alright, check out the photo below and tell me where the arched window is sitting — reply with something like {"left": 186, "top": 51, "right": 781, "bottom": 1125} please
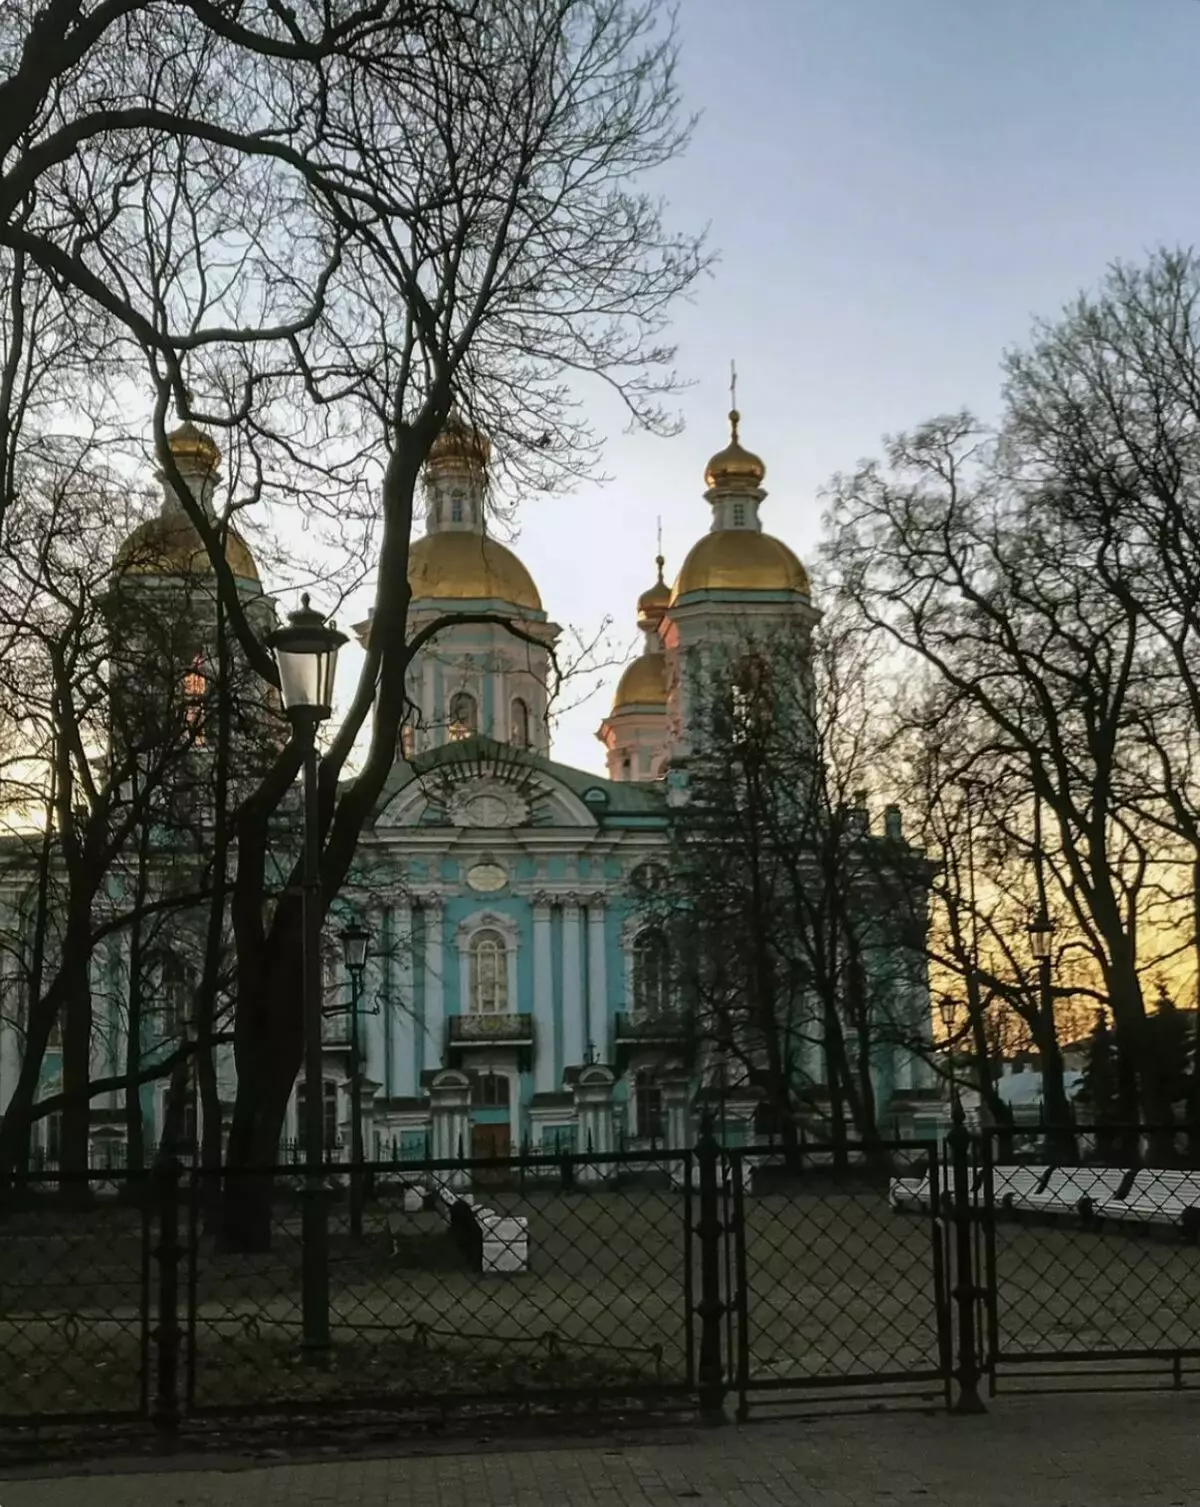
{"left": 469, "top": 928, "right": 508, "bottom": 1015}
{"left": 182, "top": 655, "right": 207, "bottom": 743}
{"left": 297, "top": 1079, "right": 340, "bottom": 1152}
{"left": 630, "top": 862, "right": 669, "bottom": 896}
{"left": 730, "top": 653, "right": 770, "bottom": 738}
{"left": 475, "top": 1072, "right": 510, "bottom": 1107}
{"left": 633, "top": 1068, "right": 665, "bottom": 1141}
{"left": 510, "top": 697, "right": 530, "bottom": 749}
{"left": 449, "top": 691, "right": 477, "bottom": 741}
{"left": 450, "top": 490, "right": 465, "bottom": 524}
{"left": 632, "top": 929, "right": 670, "bottom": 1016}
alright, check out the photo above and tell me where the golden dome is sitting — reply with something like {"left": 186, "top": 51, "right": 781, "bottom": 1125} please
{"left": 671, "top": 529, "right": 809, "bottom": 601}
{"left": 704, "top": 410, "right": 765, "bottom": 492}
{"left": 408, "top": 531, "right": 541, "bottom": 611}
{"left": 427, "top": 409, "right": 491, "bottom": 472}
{"left": 637, "top": 554, "right": 671, "bottom": 626}
{"left": 115, "top": 511, "right": 259, "bottom": 582}
{"left": 165, "top": 420, "right": 221, "bottom": 471}
{"left": 612, "top": 651, "right": 667, "bottom": 711}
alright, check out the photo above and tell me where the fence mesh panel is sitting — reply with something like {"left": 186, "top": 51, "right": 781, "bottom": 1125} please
{"left": 730, "top": 1146, "right": 947, "bottom": 1400}
{"left": 0, "top": 1171, "right": 150, "bottom": 1422}
{"left": 184, "top": 1150, "right": 692, "bottom": 1414}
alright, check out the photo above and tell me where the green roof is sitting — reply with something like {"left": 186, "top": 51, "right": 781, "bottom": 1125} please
{"left": 369, "top": 735, "right": 667, "bottom": 828}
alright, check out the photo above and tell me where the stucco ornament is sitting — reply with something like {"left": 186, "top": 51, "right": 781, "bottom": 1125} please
{"left": 447, "top": 778, "right": 530, "bottom": 829}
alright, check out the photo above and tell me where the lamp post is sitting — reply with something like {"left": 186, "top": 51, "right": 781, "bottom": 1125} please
{"left": 341, "top": 920, "right": 370, "bottom": 1239}
{"left": 266, "top": 593, "right": 346, "bottom": 1354}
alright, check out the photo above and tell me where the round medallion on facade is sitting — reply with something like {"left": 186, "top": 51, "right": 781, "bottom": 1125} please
{"left": 466, "top": 861, "right": 509, "bottom": 893}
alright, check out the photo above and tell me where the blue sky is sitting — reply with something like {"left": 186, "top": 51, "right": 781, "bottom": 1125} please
{"left": 383, "top": 0, "right": 1200, "bottom": 772}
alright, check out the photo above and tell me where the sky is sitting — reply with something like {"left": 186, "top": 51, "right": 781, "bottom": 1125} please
{"left": 335, "top": 0, "right": 1200, "bottom": 774}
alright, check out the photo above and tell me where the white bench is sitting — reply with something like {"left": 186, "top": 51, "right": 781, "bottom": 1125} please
{"left": 1096, "top": 1169, "right": 1200, "bottom": 1227}
{"left": 1010, "top": 1167, "right": 1128, "bottom": 1214}
{"left": 889, "top": 1175, "right": 929, "bottom": 1212}
{"left": 480, "top": 1213, "right": 530, "bottom": 1273}
{"left": 992, "top": 1166, "right": 1046, "bottom": 1206}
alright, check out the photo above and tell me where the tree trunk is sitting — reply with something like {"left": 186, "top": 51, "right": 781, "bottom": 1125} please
{"left": 219, "top": 936, "right": 304, "bottom": 1251}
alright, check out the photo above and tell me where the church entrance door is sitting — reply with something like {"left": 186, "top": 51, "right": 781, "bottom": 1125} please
{"left": 472, "top": 1121, "right": 511, "bottom": 1183}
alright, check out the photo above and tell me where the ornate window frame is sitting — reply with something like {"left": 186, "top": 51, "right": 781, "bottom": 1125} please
{"left": 456, "top": 910, "right": 521, "bottom": 1017}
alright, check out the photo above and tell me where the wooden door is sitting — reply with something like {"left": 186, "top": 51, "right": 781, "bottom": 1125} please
{"left": 472, "top": 1121, "right": 511, "bottom": 1183}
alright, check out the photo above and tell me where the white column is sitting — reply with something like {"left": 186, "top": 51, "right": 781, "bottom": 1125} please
{"left": 362, "top": 905, "right": 387, "bottom": 1090}
{"left": 388, "top": 899, "right": 416, "bottom": 1096}
{"left": 423, "top": 898, "right": 445, "bottom": 1072}
{"left": 0, "top": 938, "right": 19, "bottom": 1114}
{"left": 587, "top": 898, "right": 607, "bottom": 1062}
{"left": 532, "top": 896, "right": 556, "bottom": 1093}
{"left": 561, "top": 897, "right": 584, "bottom": 1069}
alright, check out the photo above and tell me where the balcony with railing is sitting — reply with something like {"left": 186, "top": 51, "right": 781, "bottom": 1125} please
{"left": 446, "top": 1012, "right": 535, "bottom": 1069}
{"left": 613, "top": 1010, "right": 688, "bottom": 1069}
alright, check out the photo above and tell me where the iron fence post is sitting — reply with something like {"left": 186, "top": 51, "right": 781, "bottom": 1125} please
{"left": 153, "top": 1155, "right": 183, "bottom": 1436}
{"left": 948, "top": 1100, "right": 986, "bottom": 1414}
{"left": 695, "top": 1124, "right": 726, "bottom": 1424}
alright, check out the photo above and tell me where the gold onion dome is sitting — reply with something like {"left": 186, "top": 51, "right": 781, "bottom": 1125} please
{"left": 427, "top": 408, "right": 491, "bottom": 471}
{"left": 612, "top": 651, "right": 667, "bottom": 710}
{"left": 637, "top": 554, "right": 671, "bottom": 625}
{"left": 165, "top": 419, "right": 221, "bottom": 471}
{"left": 671, "top": 530, "right": 809, "bottom": 601}
{"left": 114, "top": 512, "right": 259, "bottom": 583}
{"left": 407, "top": 531, "right": 541, "bottom": 612}
{"left": 704, "top": 409, "right": 765, "bottom": 491}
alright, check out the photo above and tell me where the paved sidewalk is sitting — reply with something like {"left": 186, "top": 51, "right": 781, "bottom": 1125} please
{"left": 1, "top": 1394, "right": 1198, "bottom": 1505}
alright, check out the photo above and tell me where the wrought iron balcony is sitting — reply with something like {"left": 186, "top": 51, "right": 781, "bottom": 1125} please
{"left": 614, "top": 1011, "right": 687, "bottom": 1043}
{"left": 446, "top": 1012, "right": 534, "bottom": 1069}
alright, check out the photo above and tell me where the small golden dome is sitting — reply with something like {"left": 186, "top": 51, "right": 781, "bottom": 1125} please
{"left": 704, "top": 410, "right": 765, "bottom": 492}
{"left": 637, "top": 554, "right": 671, "bottom": 626}
{"left": 612, "top": 652, "right": 667, "bottom": 711}
{"left": 408, "top": 531, "right": 541, "bottom": 611}
{"left": 671, "top": 530, "right": 809, "bottom": 601}
{"left": 165, "top": 420, "right": 221, "bottom": 471}
{"left": 427, "top": 409, "right": 491, "bottom": 472}
{"left": 115, "top": 511, "right": 259, "bottom": 583}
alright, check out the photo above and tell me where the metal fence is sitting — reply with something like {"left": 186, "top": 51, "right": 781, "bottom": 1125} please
{"left": 980, "top": 1125, "right": 1200, "bottom": 1395}
{"left": 5, "top": 1122, "right": 1200, "bottom": 1440}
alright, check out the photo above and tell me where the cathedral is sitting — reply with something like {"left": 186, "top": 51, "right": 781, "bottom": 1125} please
{"left": 0, "top": 405, "right": 938, "bottom": 1169}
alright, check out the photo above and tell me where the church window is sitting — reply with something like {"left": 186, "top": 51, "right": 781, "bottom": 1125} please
{"left": 400, "top": 724, "right": 415, "bottom": 760}
{"left": 450, "top": 491, "right": 465, "bottom": 524}
{"left": 632, "top": 929, "right": 670, "bottom": 1016}
{"left": 475, "top": 1072, "right": 510, "bottom": 1107}
{"left": 730, "top": 653, "right": 770, "bottom": 739}
{"left": 621, "top": 756, "right": 632, "bottom": 780}
{"left": 732, "top": 501, "right": 746, "bottom": 527}
{"left": 182, "top": 655, "right": 207, "bottom": 743}
{"left": 510, "top": 697, "right": 530, "bottom": 749}
{"left": 148, "top": 951, "right": 191, "bottom": 1037}
{"left": 469, "top": 928, "right": 508, "bottom": 1014}
{"left": 630, "top": 861, "right": 669, "bottom": 895}
{"left": 449, "top": 691, "right": 477, "bottom": 741}
{"left": 633, "top": 1069, "right": 665, "bottom": 1141}
{"left": 298, "top": 1079, "right": 340, "bottom": 1152}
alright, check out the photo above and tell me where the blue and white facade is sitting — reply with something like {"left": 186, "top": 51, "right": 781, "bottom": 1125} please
{"left": 0, "top": 408, "right": 938, "bottom": 1168}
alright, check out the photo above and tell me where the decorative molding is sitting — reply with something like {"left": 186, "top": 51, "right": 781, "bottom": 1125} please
{"left": 446, "top": 777, "right": 530, "bottom": 829}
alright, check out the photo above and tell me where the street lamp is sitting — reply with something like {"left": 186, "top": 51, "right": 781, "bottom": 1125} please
{"left": 266, "top": 593, "right": 346, "bottom": 1354}
{"left": 1027, "top": 910, "right": 1055, "bottom": 961}
{"left": 340, "top": 920, "right": 371, "bottom": 1239}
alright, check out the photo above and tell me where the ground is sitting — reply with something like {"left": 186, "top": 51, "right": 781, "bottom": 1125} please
{"left": 2, "top": 1393, "right": 1199, "bottom": 1505}
{"left": 3, "top": 1167, "right": 1200, "bottom": 1420}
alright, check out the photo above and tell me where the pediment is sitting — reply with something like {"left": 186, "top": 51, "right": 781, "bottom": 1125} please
{"left": 373, "top": 742, "right": 598, "bottom": 830}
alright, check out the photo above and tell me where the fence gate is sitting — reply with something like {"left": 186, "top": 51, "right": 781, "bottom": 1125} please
{"left": 722, "top": 1142, "right": 953, "bottom": 1418}
{"left": 980, "top": 1128, "right": 1200, "bottom": 1394}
